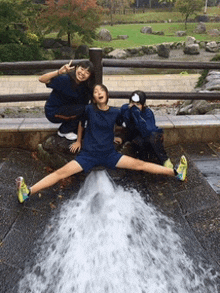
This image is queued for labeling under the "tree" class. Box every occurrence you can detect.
[39,0,101,46]
[0,0,41,44]
[175,0,204,28]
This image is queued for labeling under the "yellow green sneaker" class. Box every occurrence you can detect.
[175,155,188,181]
[163,158,174,169]
[16,177,30,203]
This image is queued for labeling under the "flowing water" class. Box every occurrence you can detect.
[19,171,219,293]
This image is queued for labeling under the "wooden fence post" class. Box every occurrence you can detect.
[89,48,103,84]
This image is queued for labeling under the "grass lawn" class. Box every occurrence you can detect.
[92,22,220,49]
[46,7,220,49]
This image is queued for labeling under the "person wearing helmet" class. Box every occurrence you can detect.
[120,90,173,169]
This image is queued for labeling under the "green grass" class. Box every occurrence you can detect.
[45,7,220,49]
[92,22,220,49]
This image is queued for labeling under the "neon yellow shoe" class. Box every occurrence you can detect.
[163,158,174,169]
[16,177,30,203]
[176,155,188,181]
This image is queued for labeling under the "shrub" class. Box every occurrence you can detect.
[0,43,45,62]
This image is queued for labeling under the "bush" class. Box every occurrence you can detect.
[0,43,45,62]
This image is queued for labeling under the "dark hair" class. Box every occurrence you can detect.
[68,60,95,90]
[92,84,109,105]
[129,90,147,109]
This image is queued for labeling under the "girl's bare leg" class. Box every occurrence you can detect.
[116,155,175,176]
[30,160,83,195]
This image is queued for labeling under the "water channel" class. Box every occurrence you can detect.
[18,171,219,293]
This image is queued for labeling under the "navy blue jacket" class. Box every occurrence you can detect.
[120,104,163,138]
[45,74,92,118]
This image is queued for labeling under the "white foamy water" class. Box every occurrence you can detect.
[19,171,219,293]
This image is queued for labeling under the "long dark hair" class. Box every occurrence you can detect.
[129,90,147,111]
[69,60,96,90]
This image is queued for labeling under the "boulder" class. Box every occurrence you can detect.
[98,29,112,42]
[37,135,77,170]
[194,22,206,34]
[207,29,220,37]
[184,44,200,55]
[185,36,196,46]
[157,43,170,58]
[176,31,187,37]
[206,41,219,53]
[140,26,152,34]
[108,49,127,59]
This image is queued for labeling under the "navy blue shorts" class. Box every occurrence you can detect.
[75,149,123,173]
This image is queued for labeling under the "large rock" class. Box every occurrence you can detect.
[185,36,196,46]
[176,100,220,115]
[157,43,170,58]
[208,29,220,37]
[183,44,200,55]
[108,49,127,59]
[98,29,112,42]
[176,31,187,37]
[206,41,219,53]
[140,26,152,34]
[194,22,206,34]
[37,135,77,169]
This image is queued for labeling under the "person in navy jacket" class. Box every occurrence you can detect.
[120,90,173,169]
[39,60,95,141]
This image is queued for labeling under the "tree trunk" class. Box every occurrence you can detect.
[68,32,71,47]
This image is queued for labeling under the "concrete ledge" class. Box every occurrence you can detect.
[1,115,220,150]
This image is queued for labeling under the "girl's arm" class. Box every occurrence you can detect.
[69,122,84,153]
[39,60,75,84]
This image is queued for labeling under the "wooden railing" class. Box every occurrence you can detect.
[1,48,220,103]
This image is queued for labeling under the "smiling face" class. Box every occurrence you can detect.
[75,66,91,82]
[93,85,109,106]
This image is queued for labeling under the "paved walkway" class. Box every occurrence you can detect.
[0,74,200,107]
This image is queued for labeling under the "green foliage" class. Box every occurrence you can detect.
[0,44,45,62]
[175,0,204,28]
[39,0,101,47]
[0,0,43,45]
